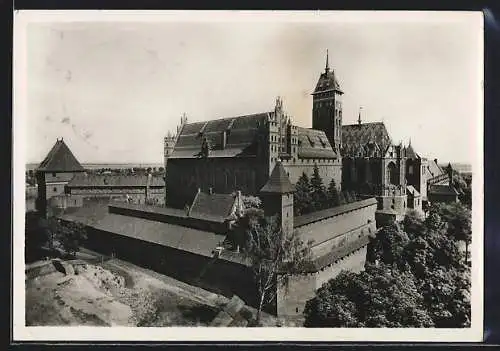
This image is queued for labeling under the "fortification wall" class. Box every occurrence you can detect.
[297,203,376,258]
[281,158,342,189]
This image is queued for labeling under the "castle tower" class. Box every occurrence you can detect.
[35,138,85,217]
[260,160,295,237]
[312,50,344,153]
[164,131,176,169]
[164,114,187,169]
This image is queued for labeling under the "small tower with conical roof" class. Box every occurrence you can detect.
[260,160,295,237]
[35,138,85,217]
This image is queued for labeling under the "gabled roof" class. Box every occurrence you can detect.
[341,122,392,158]
[36,139,84,172]
[260,161,295,194]
[189,191,238,222]
[297,127,337,159]
[68,173,165,188]
[169,112,269,159]
[426,159,444,178]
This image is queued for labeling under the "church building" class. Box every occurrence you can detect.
[164,52,420,221]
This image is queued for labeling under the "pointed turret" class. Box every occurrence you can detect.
[260,160,295,194]
[325,49,330,73]
[35,138,84,217]
[260,160,295,237]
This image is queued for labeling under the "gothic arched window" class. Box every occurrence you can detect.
[387,162,398,185]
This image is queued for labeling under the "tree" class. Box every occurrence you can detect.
[323,205,471,328]
[241,195,262,210]
[402,210,425,240]
[343,190,353,204]
[310,165,328,211]
[326,178,340,208]
[304,263,434,328]
[241,212,313,324]
[45,218,88,257]
[338,190,346,205]
[429,202,472,265]
[294,172,313,216]
[350,190,358,202]
[366,223,411,271]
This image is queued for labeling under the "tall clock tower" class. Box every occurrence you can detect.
[312,50,344,153]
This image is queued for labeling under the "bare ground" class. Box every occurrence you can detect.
[26,258,222,327]
[26,248,279,327]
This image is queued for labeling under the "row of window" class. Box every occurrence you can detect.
[270,135,299,144]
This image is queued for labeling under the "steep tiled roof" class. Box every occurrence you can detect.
[36,139,84,172]
[63,209,225,258]
[426,159,444,178]
[341,122,392,158]
[294,198,378,228]
[429,184,459,196]
[58,203,111,226]
[68,173,165,188]
[312,69,343,95]
[260,161,295,194]
[170,112,269,159]
[189,192,237,222]
[297,127,337,159]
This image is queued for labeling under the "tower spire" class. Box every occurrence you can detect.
[358,107,362,125]
[325,49,330,73]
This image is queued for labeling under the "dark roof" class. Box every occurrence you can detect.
[429,184,459,196]
[294,198,378,228]
[312,69,343,95]
[189,192,237,222]
[90,212,225,258]
[68,173,165,188]
[36,139,84,172]
[426,159,444,178]
[260,161,295,194]
[297,127,337,159]
[170,112,269,159]
[405,143,419,159]
[58,203,110,226]
[341,122,392,158]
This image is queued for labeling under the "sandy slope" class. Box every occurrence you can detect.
[25,260,221,327]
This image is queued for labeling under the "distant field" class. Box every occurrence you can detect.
[439,163,472,174]
[26,163,164,171]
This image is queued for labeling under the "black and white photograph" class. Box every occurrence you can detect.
[13,10,483,341]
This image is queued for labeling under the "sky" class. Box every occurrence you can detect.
[19,11,483,165]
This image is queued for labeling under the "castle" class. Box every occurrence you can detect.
[32,51,458,321]
[163,52,450,222]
